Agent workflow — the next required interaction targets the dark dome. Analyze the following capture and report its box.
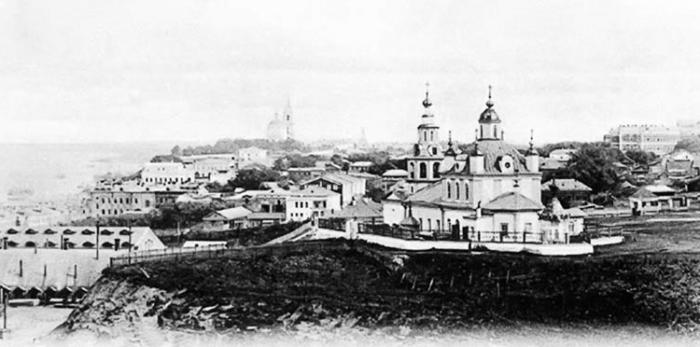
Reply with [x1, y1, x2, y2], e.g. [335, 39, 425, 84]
[479, 104, 501, 123]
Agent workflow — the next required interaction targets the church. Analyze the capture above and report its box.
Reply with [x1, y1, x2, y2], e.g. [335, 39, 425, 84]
[384, 86, 572, 244]
[266, 100, 295, 141]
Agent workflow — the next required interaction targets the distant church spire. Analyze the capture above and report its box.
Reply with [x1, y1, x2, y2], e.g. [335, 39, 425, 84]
[422, 82, 432, 108]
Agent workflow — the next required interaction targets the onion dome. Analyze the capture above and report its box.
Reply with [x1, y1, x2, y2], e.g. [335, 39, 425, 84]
[479, 85, 501, 124]
[421, 82, 434, 120]
[527, 129, 538, 155]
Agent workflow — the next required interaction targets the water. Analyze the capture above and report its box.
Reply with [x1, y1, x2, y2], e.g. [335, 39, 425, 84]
[0, 142, 173, 203]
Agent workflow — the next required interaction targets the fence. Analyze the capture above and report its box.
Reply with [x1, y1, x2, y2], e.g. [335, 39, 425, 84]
[109, 239, 356, 267]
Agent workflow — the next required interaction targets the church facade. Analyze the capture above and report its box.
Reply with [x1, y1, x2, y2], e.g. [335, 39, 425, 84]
[384, 87, 574, 244]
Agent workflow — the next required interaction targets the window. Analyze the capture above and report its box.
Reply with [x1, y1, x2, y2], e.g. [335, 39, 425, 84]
[500, 223, 509, 233]
[493, 127, 498, 138]
[456, 182, 460, 200]
[419, 163, 427, 179]
[447, 182, 452, 199]
[430, 131, 434, 141]
[524, 223, 532, 232]
[436, 220, 440, 232]
[419, 218, 423, 231]
[424, 131, 427, 141]
[432, 147, 437, 155]
[433, 162, 440, 178]
[464, 183, 469, 199]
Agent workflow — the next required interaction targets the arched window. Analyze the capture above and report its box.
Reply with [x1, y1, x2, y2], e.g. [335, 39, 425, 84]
[409, 162, 415, 179]
[430, 131, 434, 141]
[424, 131, 427, 141]
[427, 219, 431, 231]
[447, 182, 452, 199]
[419, 163, 427, 178]
[493, 126, 498, 138]
[433, 162, 440, 178]
[456, 182, 460, 200]
[465, 182, 470, 199]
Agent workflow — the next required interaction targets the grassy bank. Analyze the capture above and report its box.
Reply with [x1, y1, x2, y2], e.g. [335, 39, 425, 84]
[84, 239, 700, 333]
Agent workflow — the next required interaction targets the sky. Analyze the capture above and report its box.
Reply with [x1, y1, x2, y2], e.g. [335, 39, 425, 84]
[1, 0, 700, 146]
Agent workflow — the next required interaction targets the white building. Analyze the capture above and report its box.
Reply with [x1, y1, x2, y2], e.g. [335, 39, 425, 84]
[237, 147, 268, 165]
[0, 226, 165, 251]
[604, 124, 681, 155]
[384, 86, 574, 243]
[141, 162, 195, 185]
[285, 187, 341, 222]
[299, 173, 366, 206]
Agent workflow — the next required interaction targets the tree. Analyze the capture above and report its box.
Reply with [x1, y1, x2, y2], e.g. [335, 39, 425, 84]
[171, 145, 182, 157]
[675, 136, 700, 153]
[273, 154, 318, 171]
[624, 149, 658, 166]
[566, 143, 624, 194]
[230, 168, 281, 190]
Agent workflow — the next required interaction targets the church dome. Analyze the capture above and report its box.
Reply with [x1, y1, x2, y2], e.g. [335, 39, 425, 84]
[266, 113, 287, 141]
[479, 85, 501, 124]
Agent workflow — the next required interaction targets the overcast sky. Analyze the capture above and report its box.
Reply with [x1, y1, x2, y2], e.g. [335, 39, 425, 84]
[1, 0, 699, 146]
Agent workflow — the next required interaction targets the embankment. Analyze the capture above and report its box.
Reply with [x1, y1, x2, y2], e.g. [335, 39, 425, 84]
[55, 239, 700, 337]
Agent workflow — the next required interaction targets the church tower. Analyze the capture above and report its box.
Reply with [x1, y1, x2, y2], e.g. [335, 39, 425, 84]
[478, 85, 502, 140]
[407, 83, 444, 186]
[283, 98, 294, 140]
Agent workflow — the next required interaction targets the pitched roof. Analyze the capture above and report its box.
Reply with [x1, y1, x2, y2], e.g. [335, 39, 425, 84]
[482, 191, 544, 211]
[406, 182, 443, 204]
[382, 169, 408, 178]
[247, 212, 286, 220]
[328, 199, 382, 219]
[208, 207, 252, 220]
[630, 187, 658, 199]
[301, 173, 364, 186]
[541, 178, 592, 192]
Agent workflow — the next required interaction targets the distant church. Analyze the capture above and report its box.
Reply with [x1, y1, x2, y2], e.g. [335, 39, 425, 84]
[266, 100, 295, 141]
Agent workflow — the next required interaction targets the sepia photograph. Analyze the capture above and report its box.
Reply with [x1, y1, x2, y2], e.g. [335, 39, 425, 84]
[1, 0, 700, 346]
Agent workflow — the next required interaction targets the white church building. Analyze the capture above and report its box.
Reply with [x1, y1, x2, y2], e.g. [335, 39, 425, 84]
[384, 86, 576, 244]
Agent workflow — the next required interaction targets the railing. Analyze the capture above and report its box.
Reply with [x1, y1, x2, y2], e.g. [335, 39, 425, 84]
[354, 223, 546, 244]
[109, 240, 355, 267]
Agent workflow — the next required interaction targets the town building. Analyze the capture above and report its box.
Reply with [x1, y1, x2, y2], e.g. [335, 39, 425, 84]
[381, 169, 409, 191]
[285, 187, 341, 221]
[141, 162, 195, 185]
[181, 155, 236, 183]
[541, 178, 593, 207]
[201, 207, 253, 231]
[237, 147, 269, 167]
[539, 198, 586, 243]
[384, 86, 567, 243]
[288, 167, 326, 182]
[87, 181, 206, 218]
[299, 173, 366, 206]
[630, 185, 690, 215]
[548, 149, 576, 162]
[348, 161, 373, 173]
[603, 124, 681, 155]
[325, 198, 383, 224]
[0, 226, 164, 251]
